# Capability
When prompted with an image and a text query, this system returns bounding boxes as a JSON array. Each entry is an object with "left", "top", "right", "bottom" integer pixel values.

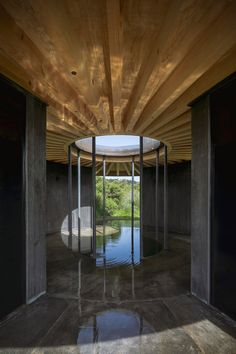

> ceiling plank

[
  {"left": 134, "top": 2, "right": 236, "bottom": 133},
  {"left": 0, "top": 3, "right": 101, "bottom": 135},
  {"left": 105, "top": 0, "right": 123, "bottom": 132}
]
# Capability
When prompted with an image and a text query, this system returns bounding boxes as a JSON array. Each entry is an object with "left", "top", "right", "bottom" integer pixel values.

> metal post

[
  {"left": 131, "top": 156, "right": 135, "bottom": 256},
  {"left": 140, "top": 137, "right": 143, "bottom": 258},
  {"left": 155, "top": 149, "right": 159, "bottom": 242},
  {"left": 103, "top": 257, "right": 106, "bottom": 300},
  {"left": 92, "top": 137, "right": 96, "bottom": 258},
  {"left": 164, "top": 144, "right": 168, "bottom": 250},
  {"left": 78, "top": 259, "right": 81, "bottom": 314},
  {"left": 68, "top": 144, "right": 73, "bottom": 250},
  {"left": 131, "top": 264, "right": 135, "bottom": 299},
  {"left": 77, "top": 148, "right": 81, "bottom": 253},
  {"left": 102, "top": 156, "right": 106, "bottom": 255}
]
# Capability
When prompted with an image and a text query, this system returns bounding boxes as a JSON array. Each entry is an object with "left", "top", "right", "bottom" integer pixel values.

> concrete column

[
  {"left": 191, "top": 95, "right": 211, "bottom": 304},
  {"left": 25, "top": 95, "right": 46, "bottom": 303},
  {"left": 163, "top": 145, "right": 168, "bottom": 250},
  {"left": 92, "top": 137, "right": 96, "bottom": 257},
  {"left": 68, "top": 145, "right": 73, "bottom": 249},
  {"left": 77, "top": 149, "right": 81, "bottom": 252},
  {"left": 140, "top": 137, "right": 143, "bottom": 258},
  {"left": 131, "top": 156, "right": 135, "bottom": 256},
  {"left": 155, "top": 149, "right": 159, "bottom": 242}
]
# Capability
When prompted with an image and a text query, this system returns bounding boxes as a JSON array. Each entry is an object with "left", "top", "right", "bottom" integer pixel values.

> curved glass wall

[{"left": 64, "top": 135, "right": 168, "bottom": 267}]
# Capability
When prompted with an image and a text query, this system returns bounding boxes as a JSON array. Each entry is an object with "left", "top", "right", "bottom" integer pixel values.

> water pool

[
  {"left": 95, "top": 219, "right": 141, "bottom": 267},
  {"left": 62, "top": 218, "right": 161, "bottom": 267}
]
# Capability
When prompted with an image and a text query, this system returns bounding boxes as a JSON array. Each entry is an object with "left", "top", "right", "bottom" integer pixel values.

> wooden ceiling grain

[{"left": 0, "top": 0, "right": 236, "bottom": 169}]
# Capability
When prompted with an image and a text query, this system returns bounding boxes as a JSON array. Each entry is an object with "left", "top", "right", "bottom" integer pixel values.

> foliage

[{"left": 96, "top": 177, "right": 140, "bottom": 218}]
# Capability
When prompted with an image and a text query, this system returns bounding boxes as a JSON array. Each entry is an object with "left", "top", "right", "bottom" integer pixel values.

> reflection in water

[
  {"left": 77, "top": 309, "right": 155, "bottom": 353},
  {"left": 76, "top": 220, "right": 162, "bottom": 303},
  {"left": 61, "top": 218, "right": 161, "bottom": 267},
  {"left": 96, "top": 219, "right": 141, "bottom": 267}
]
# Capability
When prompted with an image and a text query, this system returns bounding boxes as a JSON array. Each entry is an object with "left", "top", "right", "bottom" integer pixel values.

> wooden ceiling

[{"left": 0, "top": 0, "right": 236, "bottom": 171}]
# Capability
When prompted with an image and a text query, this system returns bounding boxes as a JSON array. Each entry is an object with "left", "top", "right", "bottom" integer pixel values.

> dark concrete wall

[
  {"left": 0, "top": 77, "right": 26, "bottom": 317},
  {"left": 143, "top": 167, "right": 156, "bottom": 231},
  {"left": 143, "top": 162, "right": 191, "bottom": 236},
  {"left": 25, "top": 96, "right": 47, "bottom": 303},
  {"left": 191, "top": 96, "right": 211, "bottom": 304},
  {"left": 46, "top": 162, "right": 92, "bottom": 234},
  {"left": 0, "top": 75, "right": 47, "bottom": 308}
]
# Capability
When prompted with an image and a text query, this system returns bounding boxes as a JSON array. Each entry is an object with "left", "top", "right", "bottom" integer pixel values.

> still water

[
  {"left": 62, "top": 218, "right": 160, "bottom": 267},
  {"left": 95, "top": 219, "right": 141, "bottom": 267}
]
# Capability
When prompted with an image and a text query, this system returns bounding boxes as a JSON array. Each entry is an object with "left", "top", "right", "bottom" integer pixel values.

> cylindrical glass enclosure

[{"left": 61, "top": 135, "right": 168, "bottom": 267}]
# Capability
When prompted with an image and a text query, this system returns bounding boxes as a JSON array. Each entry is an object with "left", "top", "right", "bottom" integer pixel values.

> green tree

[{"left": 96, "top": 177, "right": 140, "bottom": 218}]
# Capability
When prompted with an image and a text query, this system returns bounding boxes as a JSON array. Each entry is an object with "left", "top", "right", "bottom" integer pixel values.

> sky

[{"left": 96, "top": 135, "right": 139, "bottom": 147}]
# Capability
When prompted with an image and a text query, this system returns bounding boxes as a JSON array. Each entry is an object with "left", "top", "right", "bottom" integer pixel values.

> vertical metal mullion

[
  {"left": 92, "top": 137, "right": 96, "bottom": 258},
  {"left": 77, "top": 148, "right": 81, "bottom": 253},
  {"left": 78, "top": 259, "right": 81, "bottom": 314},
  {"left": 164, "top": 144, "right": 168, "bottom": 250},
  {"left": 140, "top": 137, "right": 143, "bottom": 259},
  {"left": 102, "top": 156, "right": 106, "bottom": 254},
  {"left": 131, "top": 156, "right": 135, "bottom": 256},
  {"left": 68, "top": 144, "right": 73, "bottom": 250},
  {"left": 155, "top": 149, "right": 159, "bottom": 242}
]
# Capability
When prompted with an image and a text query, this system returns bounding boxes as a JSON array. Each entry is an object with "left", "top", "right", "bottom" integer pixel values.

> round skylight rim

[{"left": 75, "top": 135, "right": 160, "bottom": 157}]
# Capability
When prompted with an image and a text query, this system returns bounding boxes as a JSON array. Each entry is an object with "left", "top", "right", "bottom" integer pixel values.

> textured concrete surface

[
  {"left": 0, "top": 233, "right": 235, "bottom": 353},
  {"left": 0, "top": 77, "right": 47, "bottom": 311},
  {"left": 143, "top": 162, "right": 191, "bottom": 236},
  {"left": 46, "top": 163, "right": 92, "bottom": 234},
  {"left": 25, "top": 95, "right": 47, "bottom": 303},
  {"left": 191, "top": 96, "right": 211, "bottom": 303}
]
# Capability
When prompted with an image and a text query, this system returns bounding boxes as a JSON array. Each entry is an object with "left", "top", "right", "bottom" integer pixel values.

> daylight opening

[
  {"left": 75, "top": 135, "right": 160, "bottom": 156},
  {"left": 62, "top": 135, "right": 167, "bottom": 267}
]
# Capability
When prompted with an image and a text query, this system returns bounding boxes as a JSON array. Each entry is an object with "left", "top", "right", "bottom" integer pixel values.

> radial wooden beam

[
  {"left": 146, "top": 111, "right": 191, "bottom": 137},
  {"left": 122, "top": 0, "right": 229, "bottom": 132},
  {"left": 105, "top": 0, "right": 123, "bottom": 132},
  {"left": 134, "top": 163, "right": 140, "bottom": 175},
  {"left": 106, "top": 162, "right": 113, "bottom": 175},
  {"left": 123, "top": 163, "right": 131, "bottom": 176},
  {"left": 143, "top": 45, "right": 236, "bottom": 137},
  {"left": 116, "top": 163, "right": 120, "bottom": 176},
  {"left": 1, "top": 0, "right": 236, "bottom": 167},
  {"left": 134, "top": 2, "right": 236, "bottom": 133},
  {"left": 0, "top": 3, "right": 101, "bottom": 135}
]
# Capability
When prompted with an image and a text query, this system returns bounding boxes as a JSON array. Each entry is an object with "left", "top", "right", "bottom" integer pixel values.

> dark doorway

[
  {"left": 211, "top": 76, "right": 236, "bottom": 320},
  {"left": 0, "top": 77, "right": 26, "bottom": 318}
]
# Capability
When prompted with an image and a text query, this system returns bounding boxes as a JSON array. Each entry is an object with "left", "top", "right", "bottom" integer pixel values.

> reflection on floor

[{"left": 0, "top": 233, "right": 235, "bottom": 353}]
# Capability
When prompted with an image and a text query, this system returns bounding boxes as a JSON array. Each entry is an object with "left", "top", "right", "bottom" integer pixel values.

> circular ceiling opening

[{"left": 75, "top": 135, "right": 160, "bottom": 157}]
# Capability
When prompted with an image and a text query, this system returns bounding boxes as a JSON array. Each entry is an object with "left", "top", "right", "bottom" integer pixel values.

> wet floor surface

[{"left": 0, "top": 233, "right": 235, "bottom": 353}]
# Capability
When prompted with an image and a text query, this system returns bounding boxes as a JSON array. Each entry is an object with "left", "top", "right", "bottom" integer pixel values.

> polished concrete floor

[{"left": 0, "top": 233, "right": 235, "bottom": 353}]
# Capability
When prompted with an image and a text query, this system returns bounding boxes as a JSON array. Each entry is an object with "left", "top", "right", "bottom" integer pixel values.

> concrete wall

[
  {"left": 25, "top": 95, "right": 47, "bottom": 303},
  {"left": 0, "top": 75, "right": 47, "bottom": 308},
  {"left": 191, "top": 96, "right": 211, "bottom": 304},
  {"left": 46, "top": 162, "right": 92, "bottom": 234},
  {"left": 143, "top": 162, "right": 191, "bottom": 236}
]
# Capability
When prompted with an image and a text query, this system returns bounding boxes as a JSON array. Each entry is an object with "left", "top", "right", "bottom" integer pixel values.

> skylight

[
  {"left": 96, "top": 135, "right": 139, "bottom": 147},
  {"left": 75, "top": 135, "right": 160, "bottom": 157}
]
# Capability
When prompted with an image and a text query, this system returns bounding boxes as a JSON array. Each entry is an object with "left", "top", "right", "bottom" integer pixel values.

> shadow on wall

[
  {"left": 46, "top": 162, "right": 92, "bottom": 235},
  {"left": 61, "top": 207, "right": 93, "bottom": 253}
]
